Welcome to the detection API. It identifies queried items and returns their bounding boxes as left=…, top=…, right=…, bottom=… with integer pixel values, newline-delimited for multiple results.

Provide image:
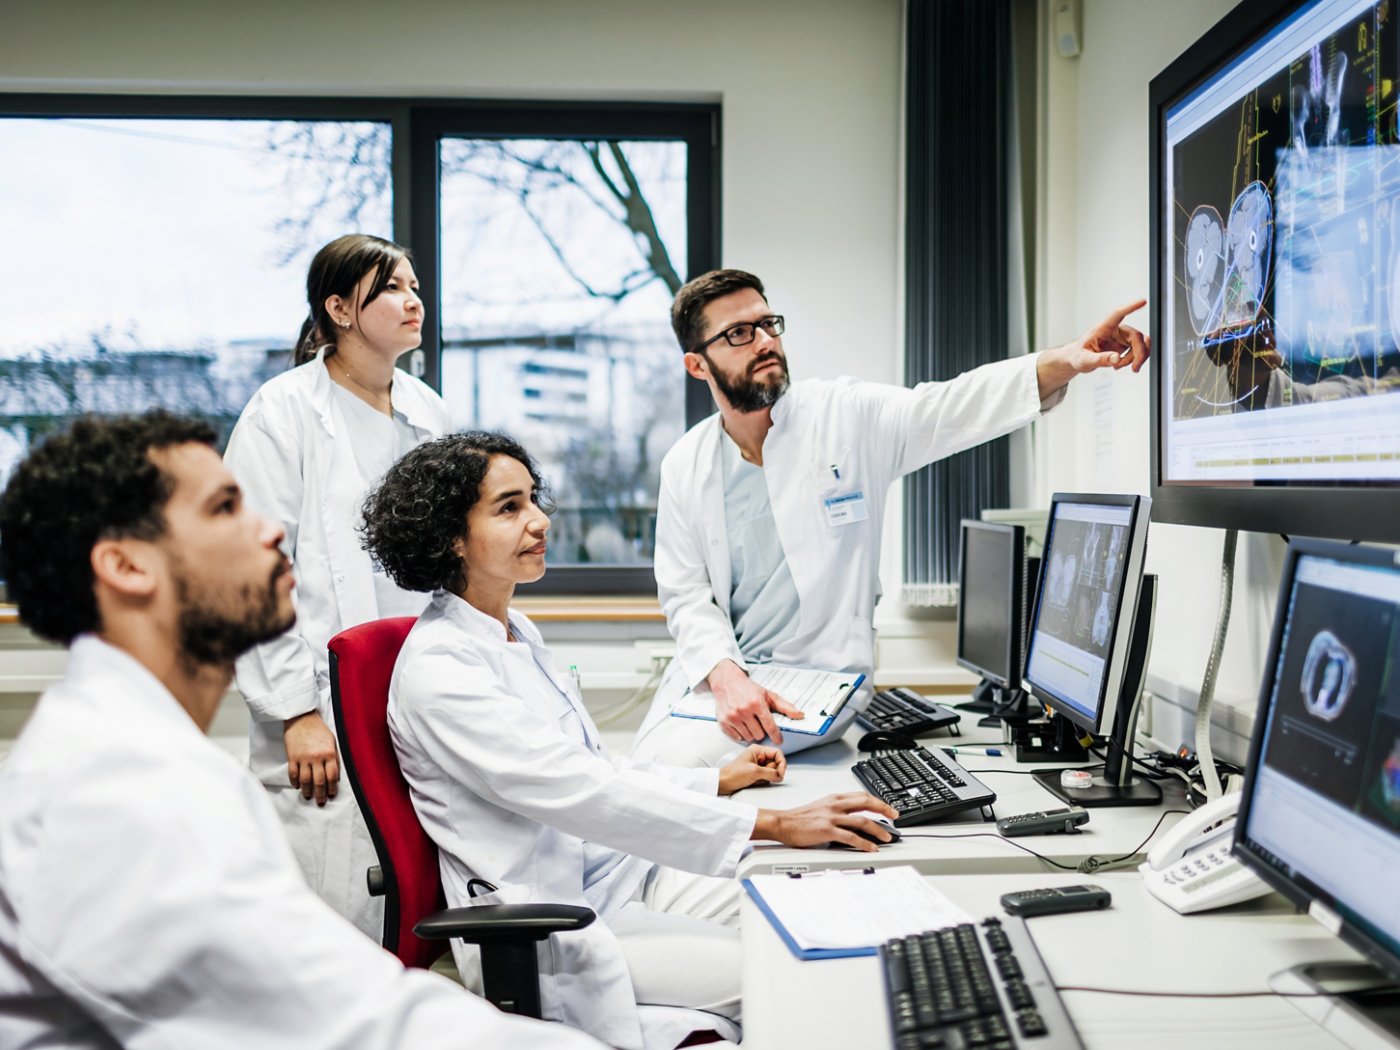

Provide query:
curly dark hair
left=360, top=431, right=552, bottom=593
left=0, top=411, right=218, bottom=644
left=671, top=268, right=766, bottom=352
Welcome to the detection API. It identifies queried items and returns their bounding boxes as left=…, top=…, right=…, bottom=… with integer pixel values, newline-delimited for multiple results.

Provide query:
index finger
left=757, top=707, right=785, bottom=746
left=766, top=690, right=805, bottom=720
left=1101, top=297, right=1147, bottom=328
left=843, top=791, right=897, bottom=819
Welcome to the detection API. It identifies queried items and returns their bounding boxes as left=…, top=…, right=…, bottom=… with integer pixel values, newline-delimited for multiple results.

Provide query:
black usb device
left=995, top=807, right=1089, bottom=837
left=1000, top=885, right=1111, bottom=917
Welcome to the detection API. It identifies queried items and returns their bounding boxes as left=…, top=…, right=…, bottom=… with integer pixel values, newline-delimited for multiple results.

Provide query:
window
left=0, top=109, right=393, bottom=472
left=0, top=98, right=719, bottom=594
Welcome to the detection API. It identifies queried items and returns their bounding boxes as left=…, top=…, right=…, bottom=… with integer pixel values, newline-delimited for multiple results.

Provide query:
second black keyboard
left=852, top=745, right=996, bottom=826
left=881, top=915, right=1084, bottom=1049
left=858, top=687, right=963, bottom=737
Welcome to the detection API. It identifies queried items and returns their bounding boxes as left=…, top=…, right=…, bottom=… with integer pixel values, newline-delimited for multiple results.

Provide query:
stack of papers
left=743, top=865, right=972, bottom=960
left=671, top=664, right=864, bottom=736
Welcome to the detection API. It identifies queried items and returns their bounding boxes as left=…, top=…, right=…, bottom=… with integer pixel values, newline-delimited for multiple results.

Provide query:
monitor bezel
left=1022, top=492, right=1151, bottom=735
left=1147, top=0, right=1400, bottom=544
left=1234, top=536, right=1400, bottom=985
left=955, top=520, right=1026, bottom=691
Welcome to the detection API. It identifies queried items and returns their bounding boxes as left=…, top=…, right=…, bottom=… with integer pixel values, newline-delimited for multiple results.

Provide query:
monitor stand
left=1013, top=712, right=1090, bottom=763
left=1033, top=575, right=1164, bottom=809
left=958, top=679, right=1032, bottom=728
left=1270, top=962, right=1400, bottom=1049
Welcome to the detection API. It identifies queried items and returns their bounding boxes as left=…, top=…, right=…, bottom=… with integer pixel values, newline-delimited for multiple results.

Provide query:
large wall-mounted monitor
left=1235, top=537, right=1400, bottom=1043
left=1150, top=0, right=1400, bottom=542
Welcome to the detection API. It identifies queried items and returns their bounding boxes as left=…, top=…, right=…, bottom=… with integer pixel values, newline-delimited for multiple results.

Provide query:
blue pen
left=830, top=463, right=840, bottom=480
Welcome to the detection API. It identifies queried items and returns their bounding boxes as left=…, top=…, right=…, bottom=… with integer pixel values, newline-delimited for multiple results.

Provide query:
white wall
left=1036, top=0, right=1292, bottom=756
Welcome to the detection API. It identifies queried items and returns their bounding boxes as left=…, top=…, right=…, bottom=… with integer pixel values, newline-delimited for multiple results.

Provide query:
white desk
left=736, top=724, right=1190, bottom=877
left=741, top=870, right=1364, bottom=1049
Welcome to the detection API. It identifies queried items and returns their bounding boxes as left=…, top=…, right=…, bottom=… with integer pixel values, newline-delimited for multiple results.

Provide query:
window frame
left=0, top=94, right=722, bottom=596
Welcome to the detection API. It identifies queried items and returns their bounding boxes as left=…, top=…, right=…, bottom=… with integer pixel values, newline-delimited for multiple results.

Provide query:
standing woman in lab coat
left=360, top=432, right=895, bottom=1050
left=224, top=234, right=447, bottom=936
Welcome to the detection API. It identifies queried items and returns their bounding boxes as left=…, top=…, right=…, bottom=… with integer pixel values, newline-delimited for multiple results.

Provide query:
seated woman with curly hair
left=359, top=431, right=894, bottom=1050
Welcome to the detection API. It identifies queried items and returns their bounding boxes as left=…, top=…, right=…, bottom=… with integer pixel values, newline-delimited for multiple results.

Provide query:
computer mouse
left=829, top=813, right=902, bottom=849
left=856, top=730, right=919, bottom=752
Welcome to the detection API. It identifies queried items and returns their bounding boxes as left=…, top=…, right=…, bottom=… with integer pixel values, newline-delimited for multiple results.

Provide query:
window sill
left=511, top=597, right=665, bottom=622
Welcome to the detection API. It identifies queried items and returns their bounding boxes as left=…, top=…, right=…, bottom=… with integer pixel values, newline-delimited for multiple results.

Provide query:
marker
left=943, top=746, right=1003, bottom=757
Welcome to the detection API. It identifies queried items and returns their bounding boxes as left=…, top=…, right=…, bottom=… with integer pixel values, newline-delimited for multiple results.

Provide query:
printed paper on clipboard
left=670, top=664, right=865, bottom=735
left=742, top=866, right=971, bottom=961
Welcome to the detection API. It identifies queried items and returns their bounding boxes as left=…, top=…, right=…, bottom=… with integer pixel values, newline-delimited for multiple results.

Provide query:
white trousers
left=266, top=785, right=385, bottom=940
left=613, top=866, right=743, bottom=1024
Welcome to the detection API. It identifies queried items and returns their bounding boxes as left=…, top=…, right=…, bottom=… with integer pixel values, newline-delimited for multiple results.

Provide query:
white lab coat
left=639, top=355, right=1058, bottom=754
left=0, top=635, right=602, bottom=1050
left=223, top=349, right=447, bottom=932
left=389, top=591, right=757, bottom=1050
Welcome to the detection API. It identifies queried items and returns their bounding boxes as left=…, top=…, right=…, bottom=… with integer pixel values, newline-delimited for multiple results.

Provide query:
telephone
left=1139, top=793, right=1272, bottom=915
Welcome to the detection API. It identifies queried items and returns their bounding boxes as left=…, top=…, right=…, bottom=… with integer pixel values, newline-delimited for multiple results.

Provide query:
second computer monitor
left=1024, top=493, right=1151, bottom=737
left=1023, top=493, right=1158, bottom=807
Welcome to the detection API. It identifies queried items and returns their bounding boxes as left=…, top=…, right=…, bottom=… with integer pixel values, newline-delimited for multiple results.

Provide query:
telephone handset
left=1140, top=793, right=1273, bottom=914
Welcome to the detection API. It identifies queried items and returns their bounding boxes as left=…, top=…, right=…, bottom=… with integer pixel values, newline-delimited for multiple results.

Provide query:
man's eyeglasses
left=692, top=315, right=785, bottom=354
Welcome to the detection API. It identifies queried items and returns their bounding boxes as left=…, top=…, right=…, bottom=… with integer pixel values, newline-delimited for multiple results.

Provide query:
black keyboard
left=858, top=687, right=963, bottom=737
left=881, top=915, right=1084, bottom=1049
left=851, top=745, right=996, bottom=826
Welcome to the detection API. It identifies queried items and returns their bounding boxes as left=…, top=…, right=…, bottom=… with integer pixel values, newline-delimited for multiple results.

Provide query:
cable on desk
left=1087, top=742, right=1171, bottom=782
left=901, top=809, right=1192, bottom=874
left=962, top=768, right=1043, bottom=776
left=1055, top=985, right=1371, bottom=1000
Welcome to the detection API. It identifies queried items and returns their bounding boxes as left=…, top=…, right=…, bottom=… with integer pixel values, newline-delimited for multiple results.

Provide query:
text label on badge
left=823, top=491, right=869, bottom=527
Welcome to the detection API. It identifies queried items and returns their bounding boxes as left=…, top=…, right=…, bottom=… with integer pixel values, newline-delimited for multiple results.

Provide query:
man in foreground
left=0, top=412, right=600, bottom=1049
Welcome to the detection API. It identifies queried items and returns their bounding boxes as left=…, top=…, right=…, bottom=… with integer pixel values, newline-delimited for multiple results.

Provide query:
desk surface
left=737, top=719, right=1190, bottom=877
left=741, top=870, right=1362, bottom=1050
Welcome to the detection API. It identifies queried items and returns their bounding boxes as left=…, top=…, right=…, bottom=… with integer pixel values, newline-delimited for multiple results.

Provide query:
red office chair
left=328, top=617, right=594, bottom=1018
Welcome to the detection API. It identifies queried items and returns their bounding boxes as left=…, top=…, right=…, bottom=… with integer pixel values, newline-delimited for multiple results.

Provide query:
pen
left=830, top=463, right=840, bottom=480
left=568, top=664, right=582, bottom=693
left=943, top=746, right=1002, bottom=757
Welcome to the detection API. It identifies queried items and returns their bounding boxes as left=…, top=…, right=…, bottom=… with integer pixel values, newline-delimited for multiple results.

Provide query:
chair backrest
left=327, top=616, right=444, bottom=969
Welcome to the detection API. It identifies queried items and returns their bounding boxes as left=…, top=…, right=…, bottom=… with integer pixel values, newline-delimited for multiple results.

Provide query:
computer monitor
left=1022, top=493, right=1161, bottom=808
left=956, top=521, right=1035, bottom=718
left=1149, top=0, right=1400, bottom=544
left=1235, top=538, right=1400, bottom=1046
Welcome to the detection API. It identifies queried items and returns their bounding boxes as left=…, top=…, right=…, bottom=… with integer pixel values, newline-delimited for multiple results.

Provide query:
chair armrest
left=414, top=903, right=596, bottom=944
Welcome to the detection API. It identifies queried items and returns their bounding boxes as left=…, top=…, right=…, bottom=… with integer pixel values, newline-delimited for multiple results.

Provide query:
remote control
left=995, top=807, right=1089, bottom=837
left=1000, top=885, right=1111, bottom=917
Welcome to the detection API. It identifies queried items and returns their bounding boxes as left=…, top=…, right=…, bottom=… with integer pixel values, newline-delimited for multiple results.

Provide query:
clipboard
left=742, top=875, right=879, bottom=960
left=742, top=866, right=972, bottom=961
left=670, top=664, right=865, bottom=736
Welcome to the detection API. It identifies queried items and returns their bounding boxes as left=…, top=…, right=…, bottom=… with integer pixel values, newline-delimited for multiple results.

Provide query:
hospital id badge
left=823, top=491, right=868, bottom=527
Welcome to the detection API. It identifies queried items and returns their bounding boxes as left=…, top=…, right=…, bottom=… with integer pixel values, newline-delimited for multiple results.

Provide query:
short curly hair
left=0, top=411, right=218, bottom=644
left=360, top=431, right=552, bottom=593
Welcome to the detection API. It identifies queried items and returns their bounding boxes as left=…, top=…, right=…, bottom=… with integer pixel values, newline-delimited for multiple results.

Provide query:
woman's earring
left=338, top=319, right=352, bottom=329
